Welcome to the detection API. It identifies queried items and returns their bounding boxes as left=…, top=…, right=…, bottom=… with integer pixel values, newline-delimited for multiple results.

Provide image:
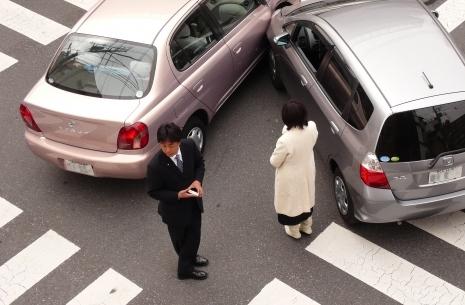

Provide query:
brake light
left=117, top=122, right=149, bottom=150
left=19, top=104, right=41, bottom=132
left=360, top=152, right=390, bottom=189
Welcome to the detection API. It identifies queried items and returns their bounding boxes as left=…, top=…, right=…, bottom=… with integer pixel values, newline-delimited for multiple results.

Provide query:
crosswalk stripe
left=0, top=230, right=80, bottom=305
left=64, top=0, right=100, bottom=11
left=66, top=268, right=142, bottom=305
left=409, top=211, right=465, bottom=252
left=248, top=278, right=320, bottom=305
left=0, top=0, right=69, bottom=45
left=0, top=197, right=22, bottom=228
left=306, top=222, right=465, bottom=305
left=437, top=0, right=465, bottom=33
left=0, top=52, right=17, bottom=73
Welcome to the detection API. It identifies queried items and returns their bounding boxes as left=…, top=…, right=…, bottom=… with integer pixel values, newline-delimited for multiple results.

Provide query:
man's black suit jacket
left=147, top=139, right=205, bottom=226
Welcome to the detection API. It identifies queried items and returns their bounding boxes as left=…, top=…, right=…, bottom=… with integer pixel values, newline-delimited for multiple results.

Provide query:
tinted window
left=47, top=34, right=155, bottom=99
left=292, top=26, right=329, bottom=70
left=170, top=10, right=218, bottom=70
left=347, top=86, right=374, bottom=130
left=205, top=0, right=257, bottom=33
left=318, top=56, right=352, bottom=113
left=376, top=101, right=465, bottom=162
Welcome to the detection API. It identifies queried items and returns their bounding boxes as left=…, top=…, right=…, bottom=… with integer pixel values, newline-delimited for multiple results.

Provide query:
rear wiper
left=428, top=148, right=465, bottom=169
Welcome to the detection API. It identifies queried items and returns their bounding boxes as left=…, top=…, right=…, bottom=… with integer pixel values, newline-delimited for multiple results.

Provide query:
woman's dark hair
left=282, top=100, right=308, bottom=130
left=157, top=123, right=183, bottom=143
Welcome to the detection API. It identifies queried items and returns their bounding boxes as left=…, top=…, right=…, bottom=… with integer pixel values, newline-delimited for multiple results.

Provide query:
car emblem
left=442, top=156, right=454, bottom=167
left=68, top=121, right=76, bottom=128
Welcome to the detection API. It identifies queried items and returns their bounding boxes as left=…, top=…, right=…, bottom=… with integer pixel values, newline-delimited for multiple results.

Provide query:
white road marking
left=0, top=0, right=69, bottom=45
left=0, top=230, right=80, bottom=305
left=66, top=268, right=142, bottom=305
left=0, top=196, right=22, bottom=228
left=0, top=52, right=17, bottom=73
left=306, top=222, right=465, bottom=305
left=64, top=0, right=100, bottom=11
left=248, top=278, right=320, bottom=305
left=409, top=211, right=465, bottom=251
left=437, top=0, right=465, bottom=32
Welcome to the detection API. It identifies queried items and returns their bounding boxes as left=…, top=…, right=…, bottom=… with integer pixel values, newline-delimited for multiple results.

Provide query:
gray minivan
left=267, top=0, right=465, bottom=223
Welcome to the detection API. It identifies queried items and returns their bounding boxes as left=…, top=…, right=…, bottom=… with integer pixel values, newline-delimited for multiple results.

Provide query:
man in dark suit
left=147, top=123, right=208, bottom=280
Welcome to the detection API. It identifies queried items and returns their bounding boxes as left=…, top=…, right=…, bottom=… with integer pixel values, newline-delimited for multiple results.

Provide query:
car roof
left=315, top=0, right=465, bottom=107
left=76, top=0, right=193, bottom=45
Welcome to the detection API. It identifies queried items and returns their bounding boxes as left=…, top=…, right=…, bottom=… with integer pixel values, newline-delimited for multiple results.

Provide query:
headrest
left=177, top=24, right=191, bottom=38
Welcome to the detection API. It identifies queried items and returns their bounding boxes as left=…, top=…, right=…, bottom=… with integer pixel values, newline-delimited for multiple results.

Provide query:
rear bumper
left=352, top=185, right=465, bottom=223
left=25, top=130, right=154, bottom=179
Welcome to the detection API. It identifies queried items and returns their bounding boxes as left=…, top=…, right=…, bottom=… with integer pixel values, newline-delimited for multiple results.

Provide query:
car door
left=169, top=5, right=234, bottom=112
left=203, top=0, right=271, bottom=82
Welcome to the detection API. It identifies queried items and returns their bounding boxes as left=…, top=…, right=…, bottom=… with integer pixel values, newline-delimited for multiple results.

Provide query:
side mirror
left=273, top=32, right=291, bottom=47
left=432, top=10, right=439, bottom=18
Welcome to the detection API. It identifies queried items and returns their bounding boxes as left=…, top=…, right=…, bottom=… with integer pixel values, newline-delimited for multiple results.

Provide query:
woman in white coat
left=270, top=101, right=318, bottom=239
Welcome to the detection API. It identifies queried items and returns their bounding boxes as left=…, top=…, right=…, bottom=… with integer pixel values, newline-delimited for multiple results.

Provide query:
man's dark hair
left=282, top=100, right=308, bottom=130
left=157, top=123, right=183, bottom=143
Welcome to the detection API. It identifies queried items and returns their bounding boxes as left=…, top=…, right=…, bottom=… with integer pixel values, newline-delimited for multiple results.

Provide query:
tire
left=333, top=167, right=359, bottom=225
left=182, top=116, right=206, bottom=152
left=268, top=50, right=285, bottom=91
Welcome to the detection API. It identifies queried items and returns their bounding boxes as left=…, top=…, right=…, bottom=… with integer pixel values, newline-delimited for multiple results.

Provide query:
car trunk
left=376, top=99, right=465, bottom=201
left=25, top=80, right=140, bottom=153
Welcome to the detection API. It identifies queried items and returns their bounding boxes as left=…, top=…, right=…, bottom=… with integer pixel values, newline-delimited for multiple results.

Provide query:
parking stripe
left=0, top=52, right=17, bottom=73
left=248, top=278, right=320, bottom=305
left=0, top=197, right=22, bottom=228
left=0, top=230, right=80, bottom=305
left=0, top=1, right=69, bottom=45
left=409, top=211, right=465, bottom=252
left=64, top=0, right=100, bottom=11
left=437, top=0, right=465, bottom=32
left=66, top=268, right=142, bottom=305
left=306, top=222, right=465, bottom=305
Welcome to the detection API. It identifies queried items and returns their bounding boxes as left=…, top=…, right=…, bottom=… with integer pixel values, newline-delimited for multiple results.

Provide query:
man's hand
left=178, top=189, right=195, bottom=199
left=189, top=180, right=204, bottom=197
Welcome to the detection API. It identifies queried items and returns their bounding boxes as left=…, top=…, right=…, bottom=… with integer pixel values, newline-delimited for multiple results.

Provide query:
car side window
left=292, top=25, right=329, bottom=71
left=347, top=85, right=374, bottom=130
left=204, top=0, right=258, bottom=33
left=170, top=9, right=218, bottom=70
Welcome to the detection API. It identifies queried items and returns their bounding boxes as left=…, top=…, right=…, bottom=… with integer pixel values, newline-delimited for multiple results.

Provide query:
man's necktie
left=175, top=154, right=183, bottom=172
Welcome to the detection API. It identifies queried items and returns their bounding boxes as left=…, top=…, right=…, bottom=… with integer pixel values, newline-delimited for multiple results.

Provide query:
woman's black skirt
left=277, top=208, right=313, bottom=225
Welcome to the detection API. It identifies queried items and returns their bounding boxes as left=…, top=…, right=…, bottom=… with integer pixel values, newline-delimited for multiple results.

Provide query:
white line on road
left=0, top=230, right=80, bottom=305
left=0, top=196, right=22, bottom=228
left=0, top=0, right=70, bottom=45
left=306, top=222, right=465, bottom=305
left=248, top=278, right=320, bottom=305
left=437, top=0, right=465, bottom=33
left=66, top=268, right=142, bottom=305
left=64, top=0, right=100, bottom=11
left=0, top=52, right=17, bottom=73
left=409, top=211, right=465, bottom=252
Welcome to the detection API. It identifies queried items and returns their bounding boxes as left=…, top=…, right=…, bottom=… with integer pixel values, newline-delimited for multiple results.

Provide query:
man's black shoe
left=194, top=255, right=209, bottom=267
left=178, top=269, right=208, bottom=280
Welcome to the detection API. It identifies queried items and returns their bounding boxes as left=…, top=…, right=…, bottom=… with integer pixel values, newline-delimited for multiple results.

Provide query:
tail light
left=117, top=122, right=149, bottom=150
left=360, top=152, right=390, bottom=189
left=19, top=104, right=41, bottom=132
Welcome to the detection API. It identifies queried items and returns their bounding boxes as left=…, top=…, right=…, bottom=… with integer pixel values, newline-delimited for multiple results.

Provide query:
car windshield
left=376, top=100, right=465, bottom=163
left=46, top=34, right=156, bottom=99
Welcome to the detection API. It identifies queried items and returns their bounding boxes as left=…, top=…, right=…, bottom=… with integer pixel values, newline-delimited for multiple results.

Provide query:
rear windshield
left=46, top=34, right=156, bottom=99
left=376, top=100, right=465, bottom=163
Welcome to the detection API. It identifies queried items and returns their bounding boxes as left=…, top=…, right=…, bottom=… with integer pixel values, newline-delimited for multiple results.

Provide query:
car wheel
left=334, top=167, right=359, bottom=225
left=183, top=116, right=206, bottom=152
left=268, top=50, right=285, bottom=91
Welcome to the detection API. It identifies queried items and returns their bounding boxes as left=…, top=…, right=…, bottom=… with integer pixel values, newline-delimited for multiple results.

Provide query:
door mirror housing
left=273, top=32, right=290, bottom=47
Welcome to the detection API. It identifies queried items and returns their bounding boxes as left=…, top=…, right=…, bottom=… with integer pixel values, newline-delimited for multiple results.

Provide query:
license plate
left=428, top=166, right=462, bottom=184
left=63, top=160, right=95, bottom=176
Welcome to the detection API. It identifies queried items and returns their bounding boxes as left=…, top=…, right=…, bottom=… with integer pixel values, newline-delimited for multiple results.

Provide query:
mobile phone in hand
left=187, top=189, right=199, bottom=197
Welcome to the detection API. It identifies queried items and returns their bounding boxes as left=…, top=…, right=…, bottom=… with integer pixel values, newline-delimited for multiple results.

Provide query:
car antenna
left=422, top=72, right=434, bottom=89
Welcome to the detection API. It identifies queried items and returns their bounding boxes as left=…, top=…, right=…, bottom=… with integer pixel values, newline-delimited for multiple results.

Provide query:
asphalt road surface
left=1, top=1, right=465, bottom=304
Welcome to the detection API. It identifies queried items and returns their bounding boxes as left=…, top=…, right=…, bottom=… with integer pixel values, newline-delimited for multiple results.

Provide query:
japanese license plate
left=428, top=166, right=462, bottom=184
left=63, top=160, right=95, bottom=176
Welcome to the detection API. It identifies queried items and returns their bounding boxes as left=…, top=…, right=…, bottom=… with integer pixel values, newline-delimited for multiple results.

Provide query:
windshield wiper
left=428, top=148, right=465, bottom=169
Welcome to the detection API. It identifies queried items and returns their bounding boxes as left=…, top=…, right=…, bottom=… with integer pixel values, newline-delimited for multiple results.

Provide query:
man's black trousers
left=167, top=208, right=201, bottom=276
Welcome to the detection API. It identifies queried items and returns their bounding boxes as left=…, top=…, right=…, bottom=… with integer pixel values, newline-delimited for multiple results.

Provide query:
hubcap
left=335, top=176, right=349, bottom=216
left=187, top=127, right=204, bottom=151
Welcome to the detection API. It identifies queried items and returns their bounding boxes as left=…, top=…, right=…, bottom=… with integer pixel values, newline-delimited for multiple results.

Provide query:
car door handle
left=193, top=81, right=204, bottom=93
left=300, top=75, right=308, bottom=86
left=233, top=46, right=242, bottom=55
left=330, top=121, right=339, bottom=134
